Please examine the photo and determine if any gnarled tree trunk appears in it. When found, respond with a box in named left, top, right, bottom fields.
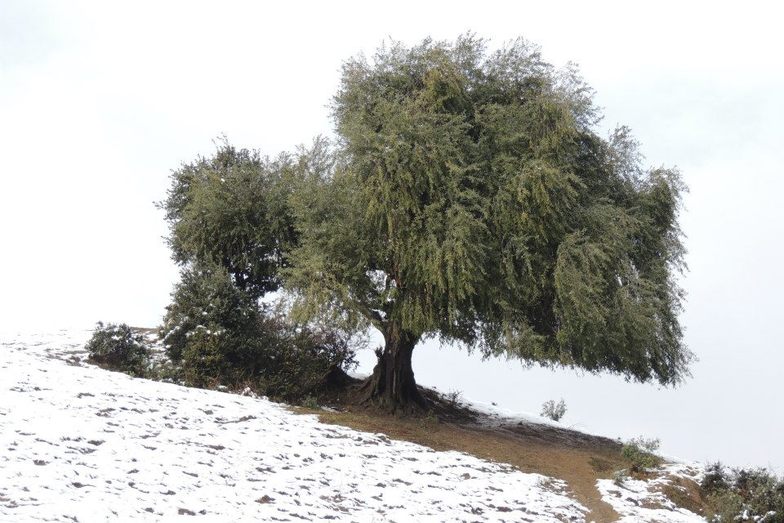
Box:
left=357, top=324, right=426, bottom=412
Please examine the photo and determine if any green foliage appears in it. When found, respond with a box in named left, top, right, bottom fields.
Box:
left=160, top=263, right=262, bottom=364
left=157, top=140, right=357, bottom=402
left=286, top=34, right=690, bottom=385
left=159, top=139, right=297, bottom=299
left=85, top=322, right=149, bottom=377
left=259, top=318, right=359, bottom=402
left=621, top=436, right=662, bottom=472
left=144, top=358, right=183, bottom=384
left=702, top=462, right=732, bottom=496
left=159, top=264, right=357, bottom=401
left=540, top=398, right=567, bottom=421
left=701, top=464, right=784, bottom=523
left=155, top=35, right=690, bottom=409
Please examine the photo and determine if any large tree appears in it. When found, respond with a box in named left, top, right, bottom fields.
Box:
left=285, top=36, right=690, bottom=411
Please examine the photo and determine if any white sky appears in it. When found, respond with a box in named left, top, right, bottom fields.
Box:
left=2, top=1, right=783, bottom=471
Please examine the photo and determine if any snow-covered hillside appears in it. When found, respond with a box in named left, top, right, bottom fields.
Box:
left=1, top=331, right=587, bottom=522
left=1, top=331, right=707, bottom=522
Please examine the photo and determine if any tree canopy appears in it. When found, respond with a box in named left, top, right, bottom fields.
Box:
left=285, top=36, right=690, bottom=409
left=160, top=141, right=297, bottom=300
left=162, top=35, right=691, bottom=412
left=158, top=149, right=357, bottom=401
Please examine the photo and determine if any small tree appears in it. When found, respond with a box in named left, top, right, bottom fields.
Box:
left=158, top=141, right=359, bottom=398
left=159, top=139, right=297, bottom=299
left=285, top=35, right=691, bottom=411
left=160, top=263, right=265, bottom=384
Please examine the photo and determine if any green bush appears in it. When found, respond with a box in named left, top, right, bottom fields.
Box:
left=85, top=322, right=149, bottom=377
left=702, top=462, right=731, bottom=495
left=145, top=358, right=183, bottom=383
left=253, top=315, right=357, bottom=401
left=176, top=313, right=356, bottom=401
left=180, top=327, right=229, bottom=387
left=706, top=489, right=746, bottom=522
left=160, top=264, right=261, bottom=363
left=160, top=264, right=357, bottom=401
left=621, top=436, right=662, bottom=473
left=702, top=463, right=784, bottom=522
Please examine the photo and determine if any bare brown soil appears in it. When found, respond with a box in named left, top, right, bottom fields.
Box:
left=311, top=373, right=712, bottom=521
left=296, top=390, right=631, bottom=522
left=658, top=474, right=707, bottom=516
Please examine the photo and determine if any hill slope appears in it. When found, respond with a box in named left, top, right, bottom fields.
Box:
left=0, top=331, right=705, bottom=522
left=1, top=331, right=586, bottom=521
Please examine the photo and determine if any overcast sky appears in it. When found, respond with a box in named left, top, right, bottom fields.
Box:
left=2, top=1, right=783, bottom=471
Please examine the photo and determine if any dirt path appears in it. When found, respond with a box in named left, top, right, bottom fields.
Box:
left=313, top=407, right=626, bottom=522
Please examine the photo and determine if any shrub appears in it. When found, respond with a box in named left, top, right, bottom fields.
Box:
left=701, top=462, right=730, bottom=495
left=180, top=326, right=230, bottom=387
left=734, top=468, right=784, bottom=519
left=540, top=398, right=567, bottom=422
left=160, top=264, right=261, bottom=363
left=159, top=264, right=357, bottom=401
left=85, top=322, right=149, bottom=377
left=251, top=314, right=357, bottom=402
left=621, top=436, right=662, bottom=473
left=145, top=358, right=183, bottom=383
left=444, top=389, right=463, bottom=407
left=706, top=489, right=746, bottom=523
left=701, top=464, right=784, bottom=523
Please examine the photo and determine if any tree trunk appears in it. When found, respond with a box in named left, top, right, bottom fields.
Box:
left=357, top=324, right=426, bottom=412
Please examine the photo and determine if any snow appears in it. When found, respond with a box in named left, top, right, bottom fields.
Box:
left=462, top=398, right=575, bottom=431
left=1, top=330, right=588, bottom=522
left=596, top=463, right=705, bottom=522
left=365, top=270, right=388, bottom=293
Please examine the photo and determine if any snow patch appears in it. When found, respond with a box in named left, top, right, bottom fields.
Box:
left=597, top=463, right=705, bottom=522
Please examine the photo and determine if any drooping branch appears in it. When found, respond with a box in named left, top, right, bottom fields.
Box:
left=349, top=295, right=387, bottom=333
